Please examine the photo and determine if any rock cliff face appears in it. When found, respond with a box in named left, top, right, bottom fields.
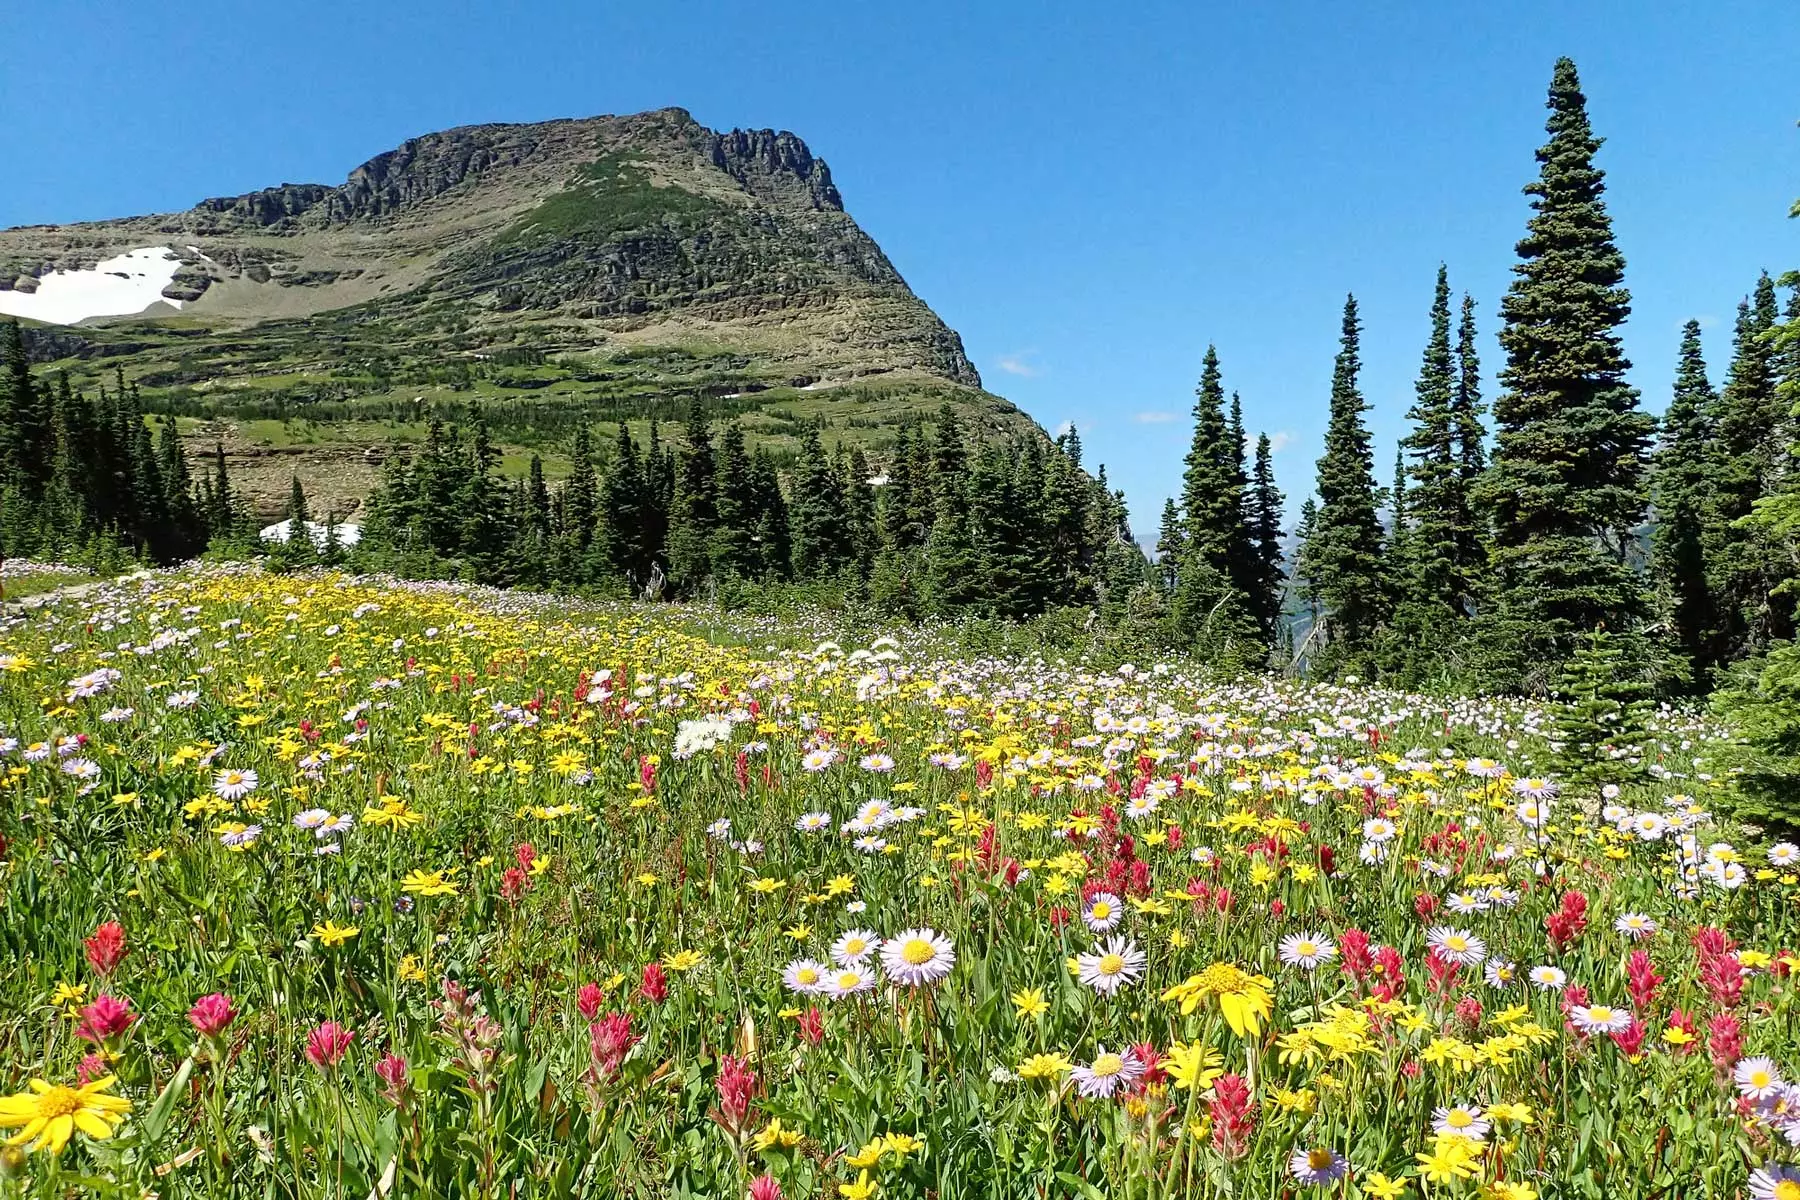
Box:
left=0, top=108, right=980, bottom=388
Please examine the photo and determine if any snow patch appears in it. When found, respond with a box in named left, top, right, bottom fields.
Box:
left=260, top=520, right=362, bottom=548
left=0, top=247, right=184, bottom=324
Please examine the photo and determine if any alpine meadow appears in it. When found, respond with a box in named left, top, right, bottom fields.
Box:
left=5, top=28, right=1800, bottom=1200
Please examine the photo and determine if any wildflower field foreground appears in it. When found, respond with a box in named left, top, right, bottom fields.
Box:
left=2, top=568, right=1799, bottom=1200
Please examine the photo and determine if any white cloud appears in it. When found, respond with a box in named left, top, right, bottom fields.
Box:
left=995, top=350, right=1042, bottom=378
left=1134, top=410, right=1178, bottom=424
left=1268, top=431, right=1293, bottom=453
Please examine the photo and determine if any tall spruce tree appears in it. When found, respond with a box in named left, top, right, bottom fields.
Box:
left=711, top=422, right=759, bottom=578
left=1300, top=295, right=1388, bottom=669
left=1399, top=266, right=1465, bottom=617
left=1155, top=498, right=1184, bottom=592
left=1476, top=57, right=1655, bottom=681
left=667, top=414, right=718, bottom=592
left=1248, top=433, right=1286, bottom=638
left=1173, top=347, right=1258, bottom=652
left=1651, top=321, right=1719, bottom=686
left=1708, top=273, right=1790, bottom=658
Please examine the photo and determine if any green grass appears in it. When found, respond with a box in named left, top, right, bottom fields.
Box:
left=0, top=570, right=96, bottom=601
left=496, top=154, right=727, bottom=245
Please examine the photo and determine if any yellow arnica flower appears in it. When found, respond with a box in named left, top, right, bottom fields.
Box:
left=1017, top=1053, right=1073, bottom=1081
left=1159, top=963, right=1275, bottom=1038
left=0, top=1075, right=132, bottom=1155
left=311, top=920, right=360, bottom=947
left=400, top=869, right=458, bottom=897
left=1163, top=1041, right=1223, bottom=1091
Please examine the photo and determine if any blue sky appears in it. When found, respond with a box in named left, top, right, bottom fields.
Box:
left=4, top=0, right=1797, bottom=530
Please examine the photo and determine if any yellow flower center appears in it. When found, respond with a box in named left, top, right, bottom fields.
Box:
left=796, top=968, right=819, bottom=985
left=1751, top=1070, right=1772, bottom=1088
left=901, top=939, right=935, bottom=966
left=1295, top=942, right=1316, bottom=957
left=1195, top=963, right=1249, bottom=993
left=35, top=1086, right=85, bottom=1118
left=844, top=939, right=865, bottom=955
left=836, top=973, right=861, bottom=990
left=1091, top=901, right=1111, bottom=919
left=1445, top=936, right=1468, bottom=952
left=1587, top=1006, right=1614, bottom=1023
left=1307, top=1149, right=1335, bottom=1171
left=1774, top=1182, right=1800, bottom=1200
left=1091, top=1053, right=1123, bottom=1078
left=1098, top=953, right=1125, bottom=976
left=1446, top=1109, right=1473, bottom=1129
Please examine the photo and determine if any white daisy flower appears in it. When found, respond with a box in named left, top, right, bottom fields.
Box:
left=830, top=930, right=879, bottom=966
left=1070, top=1046, right=1144, bottom=1098
left=1278, top=932, right=1336, bottom=971
left=1075, top=936, right=1146, bottom=996
left=880, top=928, right=956, bottom=987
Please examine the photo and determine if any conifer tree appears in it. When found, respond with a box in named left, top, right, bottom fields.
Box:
left=668, top=414, right=718, bottom=592
left=1476, top=58, right=1655, bottom=678
left=600, top=423, right=644, bottom=585
left=749, top=449, right=791, bottom=579
left=789, top=426, right=850, bottom=580
left=879, top=425, right=922, bottom=550
left=1, top=320, right=50, bottom=495
left=842, top=446, right=878, bottom=577
left=457, top=408, right=502, bottom=573
left=1651, top=320, right=1719, bottom=685
left=711, top=422, right=759, bottom=578
left=1552, top=624, right=1652, bottom=788
left=279, top=473, right=316, bottom=566
left=1155, top=499, right=1184, bottom=592
left=1301, top=295, right=1388, bottom=669
left=1707, top=273, right=1789, bottom=657
left=1173, top=347, right=1258, bottom=651
left=1400, top=266, right=1462, bottom=616
left=1248, top=433, right=1286, bottom=635
left=1451, top=293, right=1489, bottom=604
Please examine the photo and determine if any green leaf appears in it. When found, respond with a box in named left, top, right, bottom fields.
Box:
left=141, top=1054, right=195, bottom=1144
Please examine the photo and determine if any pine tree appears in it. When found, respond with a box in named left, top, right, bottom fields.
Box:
left=749, top=449, right=791, bottom=579
left=1712, top=277, right=1800, bottom=829
left=1453, top=294, right=1487, bottom=481
left=842, top=446, right=878, bottom=578
left=878, top=425, right=922, bottom=550
left=711, top=422, right=759, bottom=578
left=599, top=423, right=643, bottom=586
left=1154, top=498, right=1184, bottom=592
left=1708, top=273, right=1789, bottom=658
left=1400, top=266, right=1463, bottom=616
left=1476, top=58, right=1655, bottom=680
left=1, top=320, right=50, bottom=495
left=1651, top=321, right=1719, bottom=685
left=280, top=473, right=316, bottom=566
left=1552, top=625, right=1653, bottom=788
left=1301, top=295, right=1388, bottom=670
left=1450, top=293, right=1490, bottom=608
left=1173, top=347, right=1258, bottom=651
left=789, top=426, right=850, bottom=581
left=457, top=408, right=502, bottom=573
left=1248, top=433, right=1285, bottom=635
left=668, top=413, right=718, bottom=593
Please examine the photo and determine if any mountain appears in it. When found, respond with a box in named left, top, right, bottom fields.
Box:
left=0, top=109, right=1033, bottom=515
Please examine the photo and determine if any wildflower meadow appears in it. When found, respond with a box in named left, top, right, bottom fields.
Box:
left=2, top=565, right=1798, bottom=1199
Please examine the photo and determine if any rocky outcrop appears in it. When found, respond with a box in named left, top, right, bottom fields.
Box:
left=706, top=129, right=844, bottom=212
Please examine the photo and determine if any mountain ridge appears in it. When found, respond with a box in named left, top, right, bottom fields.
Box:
left=0, top=107, right=981, bottom=388
left=0, top=108, right=1040, bottom=519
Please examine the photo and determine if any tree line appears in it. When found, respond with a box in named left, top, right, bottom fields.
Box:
left=0, top=323, right=256, bottom=569
left=1158, top=58, right=1800, bottom=703
left=345, top=401, right=1153, bottom=623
